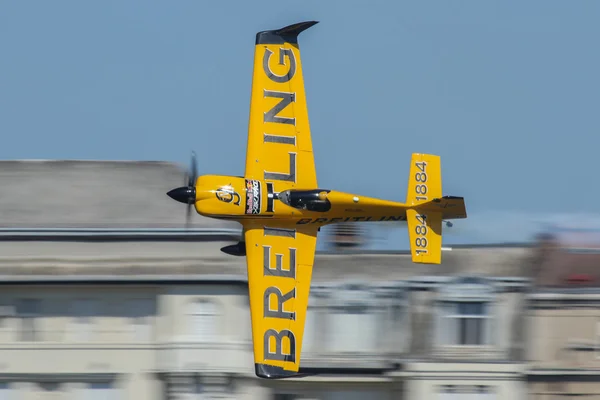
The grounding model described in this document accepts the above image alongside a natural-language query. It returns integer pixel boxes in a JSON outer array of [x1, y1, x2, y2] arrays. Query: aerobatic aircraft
[[166, 21, 467, 379]]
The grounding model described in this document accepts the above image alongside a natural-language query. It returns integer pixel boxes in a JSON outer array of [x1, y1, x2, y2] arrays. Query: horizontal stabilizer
[[425, 196, 467, 220]]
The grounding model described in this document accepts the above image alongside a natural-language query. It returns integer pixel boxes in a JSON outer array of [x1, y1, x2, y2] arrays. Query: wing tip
[[256, 21, 319, 45], [255, 363, 300, 379]]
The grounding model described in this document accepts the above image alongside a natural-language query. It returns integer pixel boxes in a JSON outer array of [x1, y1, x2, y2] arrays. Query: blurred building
[[527, 229, 600, 398], [0, 160, 539, 399], [327, 223, 366, 249]]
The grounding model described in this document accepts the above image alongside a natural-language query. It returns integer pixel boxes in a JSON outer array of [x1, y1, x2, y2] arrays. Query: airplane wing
[[244, 223, 318, 378], [244, 21, 319, 192]]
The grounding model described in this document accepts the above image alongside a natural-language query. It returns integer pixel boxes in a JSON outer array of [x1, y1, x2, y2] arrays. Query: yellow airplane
[[166, 21, 467, 379]]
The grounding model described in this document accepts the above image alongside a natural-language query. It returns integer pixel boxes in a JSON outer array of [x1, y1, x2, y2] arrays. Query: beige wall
[[0, 285, 160, 399], [529, 381, 600, 399], [407, 377, 524, 400], [0, 277, 529, 399], [403, 362, 526, 400], [528, 306, 600, 368], [526, 294, 600, 398], [0, 238, 534, 400]]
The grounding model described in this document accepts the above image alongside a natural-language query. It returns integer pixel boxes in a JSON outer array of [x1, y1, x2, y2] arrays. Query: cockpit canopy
[[278, 189, 331, 212]]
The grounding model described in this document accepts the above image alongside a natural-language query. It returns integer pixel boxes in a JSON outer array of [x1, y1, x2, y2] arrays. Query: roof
[[0, 160, 237, 229]]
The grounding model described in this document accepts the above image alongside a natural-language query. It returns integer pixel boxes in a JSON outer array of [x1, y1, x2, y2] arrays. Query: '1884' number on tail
[[414, 213, 428, 254], [415, 161, 428, 201]]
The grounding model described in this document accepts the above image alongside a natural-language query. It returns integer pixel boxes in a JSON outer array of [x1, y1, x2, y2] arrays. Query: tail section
[[407, 209, 442, 264], [405, 153, 466, 264], [406, 153, 442, 206]]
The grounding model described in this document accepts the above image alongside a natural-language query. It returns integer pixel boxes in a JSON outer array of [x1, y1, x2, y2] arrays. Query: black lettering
[[266, 182, 275, 212], [263, 246, 296, 279], [263, 287, 296, 320], [263, 48, 297, 83], [264, 152, 296, 182], [295, 216, 403, 224], [263, 329, 296, 362], [264, 133, 296, 146], [264, 227, 296, 238], [264, 90, 296, 125]]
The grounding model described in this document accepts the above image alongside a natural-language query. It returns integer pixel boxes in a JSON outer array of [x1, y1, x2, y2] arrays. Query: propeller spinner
[[167, 152, 198, 227]]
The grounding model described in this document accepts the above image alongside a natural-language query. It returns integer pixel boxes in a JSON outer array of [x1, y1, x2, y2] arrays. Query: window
[[435, 277, 495, 347], [83, 382, 118, 399], [437, 301, 491, 345], [192, 378, 204, 398], [438, 385, 495, 400], [303, 307, 317, 353], [376, 282, 408, 352], [187, 299, 218, 341], [272, 395, 295, 400], [323, 391, 390, 400], [0, 303, 14, 343], [128, 299, 153, 342], [242, 296, 252, 343], [0, 382, 14, 400], [328, 285, 377, 353], [68, 299, 99, 342], [596, 320, 600, 359], [17, 298, 41, 341], [38, 382, 62, 400], [272, 393, 308, 400], [303, 286, 327, 354]]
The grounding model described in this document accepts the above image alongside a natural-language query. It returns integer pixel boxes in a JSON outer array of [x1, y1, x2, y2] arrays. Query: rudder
[[406, 153, 442, 205]]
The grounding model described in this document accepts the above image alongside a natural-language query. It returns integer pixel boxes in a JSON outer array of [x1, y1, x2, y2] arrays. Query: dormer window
[[435, 276, 496, 347]]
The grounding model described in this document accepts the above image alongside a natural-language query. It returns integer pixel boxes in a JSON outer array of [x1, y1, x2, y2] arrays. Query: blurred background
[[1, 1, 600, 399]]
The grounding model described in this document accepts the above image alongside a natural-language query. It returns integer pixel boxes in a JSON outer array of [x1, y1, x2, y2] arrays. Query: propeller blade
[[168, 151, 199, 229], [187, 151, 197, 229], [186, 203, 192, 229], [188, 151, 197, 188]]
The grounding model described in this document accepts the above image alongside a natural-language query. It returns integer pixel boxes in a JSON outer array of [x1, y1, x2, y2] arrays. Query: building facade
[[526, 231, 600, 399], [0, 244, 532, 400], [0, 160, 535, 399]]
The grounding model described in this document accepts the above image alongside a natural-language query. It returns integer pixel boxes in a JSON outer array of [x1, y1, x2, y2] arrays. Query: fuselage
[[194, 174, 408, 227]]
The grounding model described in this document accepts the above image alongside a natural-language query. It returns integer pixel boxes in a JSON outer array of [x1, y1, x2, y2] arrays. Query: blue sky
[[1, 1, 599, 249]]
